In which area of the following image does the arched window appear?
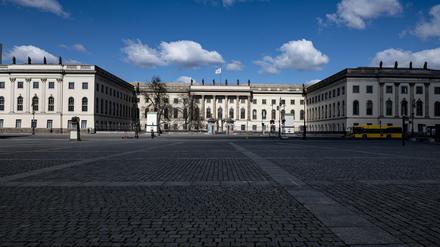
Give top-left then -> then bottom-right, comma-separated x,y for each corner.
435,102 -> 440,117
300,110 -> 305,120
416,99 -> 423,116
82,97 -> 88,112
206,107 -> 211,119
366,100 -> 373,115
401,100 -> 408,116
17,96 -> 23,111
262,109 -> 267,120
281,109 -> 285,120
325,105 -> 328,118
352,100 -> 359,115
217,107 -> 223,120
0,96 -> 4,111
386,99 -> 393,116
68,97 -> 74,112
194,108 -> 200,119
290,110 -> 295,120
95,98 -> 99,113
229,108 -> 234,119
342,101 -> 345,116
48,96 -> 54,112
337,102 -> 340,117
173,108 -> 179,118
271,109 -> 276,120
252,109 -> 257,120
164,107 -> 169,119
183,108 -> 188,119
31,96 -> 39,112
240,108 -> 246,119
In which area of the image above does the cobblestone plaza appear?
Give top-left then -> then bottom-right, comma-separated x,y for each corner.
0,135 -> 439,246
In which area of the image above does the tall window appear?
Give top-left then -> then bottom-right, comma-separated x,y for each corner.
82,82 -> 88,89
401,100 -> 408,116
33,81 -> 39,89
68,97 -> 74,112
352,85 -> 359,93
68,82 -> 74,89
17,96 -> 23,111
271,109 -> 276,120
366,100 -> 373,115
337,102 -> 340,117
300,110 -> 305,120
48,97 -> 54,112
173,108 -> 178,118
416,100 -> 423,116
82,97 -> 88,112
229,108 -> 234,119
435,102 -> 440,117
262,109 -> 267,120
252,109 -> 257,120
281,109 -> 285,120
0,97 -> 4,111
183,108 -> 188,119
32,96 -> 39,111
352,100 -> 359,115
240,108 -> 246,119
291,110 -> 295,120
386,99 -> 393,116
206,107 -> 211,119
218,107 -> 223,120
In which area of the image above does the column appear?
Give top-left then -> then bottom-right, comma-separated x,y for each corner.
201,95 -> 205,120
41,78 -> 47,113
57,78 -> 63,131
9,78 -> 16,113
394,82 -> 400,117
409,83 -> 415,117
247,96 -> 251,121
378,81 -> 384,117
424,82 -> 430,118
235,96 -> 239,119
213,95 -> 216,119
25,78 -> 31,113
225,96 -> 229,119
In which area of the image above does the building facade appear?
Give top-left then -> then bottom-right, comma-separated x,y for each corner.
0,64 -> 137,133
306,67 -> 440,134
136,82 -> 306,133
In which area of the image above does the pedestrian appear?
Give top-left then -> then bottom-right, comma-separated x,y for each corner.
151,129 -> 155,139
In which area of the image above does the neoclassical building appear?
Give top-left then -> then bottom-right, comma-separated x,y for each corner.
306,66 -> 440,134
0,64 -> 137,132
136,81 -> 306,133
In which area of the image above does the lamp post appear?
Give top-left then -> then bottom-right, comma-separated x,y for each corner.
302,84 -> 307,140
411,99 -> 415,138
278,97 -> 282,139
31,102 -> 35,135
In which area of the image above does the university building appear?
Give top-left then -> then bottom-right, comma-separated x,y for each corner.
0,63 -> 137,133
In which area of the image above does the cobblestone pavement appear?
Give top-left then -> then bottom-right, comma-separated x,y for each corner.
0,135 -> 439,246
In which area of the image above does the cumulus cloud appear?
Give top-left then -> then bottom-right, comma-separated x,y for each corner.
255,39 -> 329,74
226,60 -> 243,71
371,47 -> 440,69
6,0 -> 69,17
122,39 -> 224,68
176,76 -> 196,83
410,4 -> 440,40
60,43 -> 88,53
6,45 -> 58,63
323,0 -> 402,29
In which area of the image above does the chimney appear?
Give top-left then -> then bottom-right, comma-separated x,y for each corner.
409,61 -> 413,69
0,43 -> 2,65
237,79 -> 239,86
213,79 -> 215,86
202,79 -> 205,85
394,61 -> 398,69
225,79 -> 228,86
247,79 -> 251,86
379,61 -> 383,69
28,56 -> 31,64
190,79 -> 193,86
423,62 -> 428,70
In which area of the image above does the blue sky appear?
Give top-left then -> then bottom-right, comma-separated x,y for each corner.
1,0 -> 440,84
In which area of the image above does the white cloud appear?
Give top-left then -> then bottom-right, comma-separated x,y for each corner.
255,39 -> 329,74
196,0 -> 267,7
226,60 -> 243,71
305,79 -> 321,85
371,47 -> 440,69
122,39 -> 224,68
324,0 -> 402,29
6,45 -> 58,63
60,43 -> 88,53
7,0 -> 69,17
64,59 -> 81,64
411,4 -> 440,40
176,76 -> 196,83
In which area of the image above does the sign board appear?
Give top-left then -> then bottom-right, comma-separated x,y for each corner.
284,113 -> 295,134
146,112 -> 158,133
70,130 -> 78,140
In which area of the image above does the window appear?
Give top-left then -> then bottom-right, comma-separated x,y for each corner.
101,84 -> 104,92
17,96 -> 23,111
68,97 -> 74,112
281,110 -> 285,120
48,81 -> 55,89
290,100 -> 295,105
366,100 -> 373,115
366,85 -> 373,94
15,119 -> 21,128
183,108 -> 188,119
262,110 -> 267,120
229,108 -> 234,119
416,100 -> 423,116
240,98 -> 245,103
252,125 -> 257,131
416,86 -> 423,94
0,97 -> 4,111
435,87 -> 440,95
17,81 -> 23,88
240,108 -> 246,119
435,102 -> 440,117
386,99 -> 393,116
241,125 -> 245,131
401,100 -> 408,116
262,99 -> 267,105
96,83 -> 99,91
280,99 -> 285,105
33,81 -> 39,89
173,108 -> 179,118
82,82 -> 88,89
271,109 -> 276,120
81,120 -> 87,129
47,120 -> 53,129
300,110 -> 305,120
252,109 -> 257,120
353,85 -> 359,93
252,99 -> 257,104
337,88 -> 340,96
386,86 -> 393,94
48,97 -> 54,111
271,99 -> 276,105
206,107 -> 211,118
401,86 -> 408,94
0,119 -> 3,128
32,96 -> 39,111
300,100 -> 304,105
173,98 -> 178,104
217,107 -> 223,119
68,82 -> 74,89
164,107 -> 169,118
82,97 -> 88,112
206,98 -> 211,103
291,110 -> 295,120
353,100 -> 359,115
0,81 -> 4,88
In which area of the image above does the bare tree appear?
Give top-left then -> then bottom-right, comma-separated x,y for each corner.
174,93 -> 201,131
142,76 -> 169,133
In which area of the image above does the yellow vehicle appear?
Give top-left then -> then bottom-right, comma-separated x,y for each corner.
352,125 -> 402,139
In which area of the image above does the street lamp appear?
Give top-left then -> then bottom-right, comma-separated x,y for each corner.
31,102 -> 36,135
302,84 -> 307,140
411,99 -> 415,138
